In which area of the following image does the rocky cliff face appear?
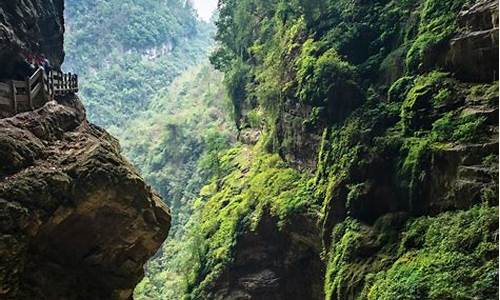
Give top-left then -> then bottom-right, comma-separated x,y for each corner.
447,0 -> 499,82
0,0 -> 65,79
211,214 -> 324,300
0,96 -> 171,300
186,0 -> 499,299
0,1 -> 171,299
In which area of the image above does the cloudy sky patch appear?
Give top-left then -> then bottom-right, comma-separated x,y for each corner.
191,0 -> 218,22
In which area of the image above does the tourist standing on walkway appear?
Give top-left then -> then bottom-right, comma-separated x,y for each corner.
36,54 -> 52,75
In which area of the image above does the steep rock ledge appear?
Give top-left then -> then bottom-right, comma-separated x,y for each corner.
0,97 -> 171,300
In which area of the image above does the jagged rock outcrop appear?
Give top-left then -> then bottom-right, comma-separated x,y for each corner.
0,96 -> 171,300
0,0 -> 65,80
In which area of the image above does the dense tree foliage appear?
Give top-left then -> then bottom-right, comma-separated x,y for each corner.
64,2 -> 238,298
65,0 -> 213,127
117,63 -> 236,233
129,62 -> 236,300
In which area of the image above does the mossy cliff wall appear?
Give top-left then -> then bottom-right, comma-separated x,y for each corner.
184,0 -> 499,299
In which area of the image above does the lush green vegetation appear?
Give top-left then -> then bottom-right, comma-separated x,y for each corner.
179,0 -> 498,298
115,62 -> 236,233
210,0 -> 477,143
119,62 -> 237,300
314,72 -> 498,300
66,0 -> 498,298
370,205 -> 498,299
183,145 -> 316,299
135,143 -> 317,299
313,72 -> 498,299
325,205 -> 498,300
406,0 -> 471,72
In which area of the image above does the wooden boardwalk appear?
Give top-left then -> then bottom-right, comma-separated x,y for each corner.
0,68 -> 78,117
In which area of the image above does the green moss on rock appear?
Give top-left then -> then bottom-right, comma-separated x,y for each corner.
368,205 -> 498,300
185,146 -> 317,298
400,71 -> 458,133
324,205 -> 498,300
406,0 -> 471,72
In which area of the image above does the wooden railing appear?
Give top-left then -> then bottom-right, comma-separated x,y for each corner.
0,68 -> 78,116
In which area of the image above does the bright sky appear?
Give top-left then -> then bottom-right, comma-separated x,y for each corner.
191,0 -> 218,22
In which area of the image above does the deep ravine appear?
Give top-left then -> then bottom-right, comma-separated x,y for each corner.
0,0 -> 498,300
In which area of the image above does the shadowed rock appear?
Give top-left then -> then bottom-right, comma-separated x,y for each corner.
211,213 -> 324,300
446,0 -> 499,82
0,0 -> 65,80
0,97 -> 171,300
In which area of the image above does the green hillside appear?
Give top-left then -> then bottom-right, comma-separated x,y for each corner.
64,0 -> 214,127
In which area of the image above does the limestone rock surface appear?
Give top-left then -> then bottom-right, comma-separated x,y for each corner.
0,97 -> 171,300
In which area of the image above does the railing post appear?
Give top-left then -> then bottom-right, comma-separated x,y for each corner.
49,71 -> 54,101
26,77 -> 33,109
10,81 -> 17,114
54,71 -> 58,97
43,72 -> 48,103
47,71 -> 51,100
68,72 -> 72,93
64,73 -> 68,92
52,72 -> 55,99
